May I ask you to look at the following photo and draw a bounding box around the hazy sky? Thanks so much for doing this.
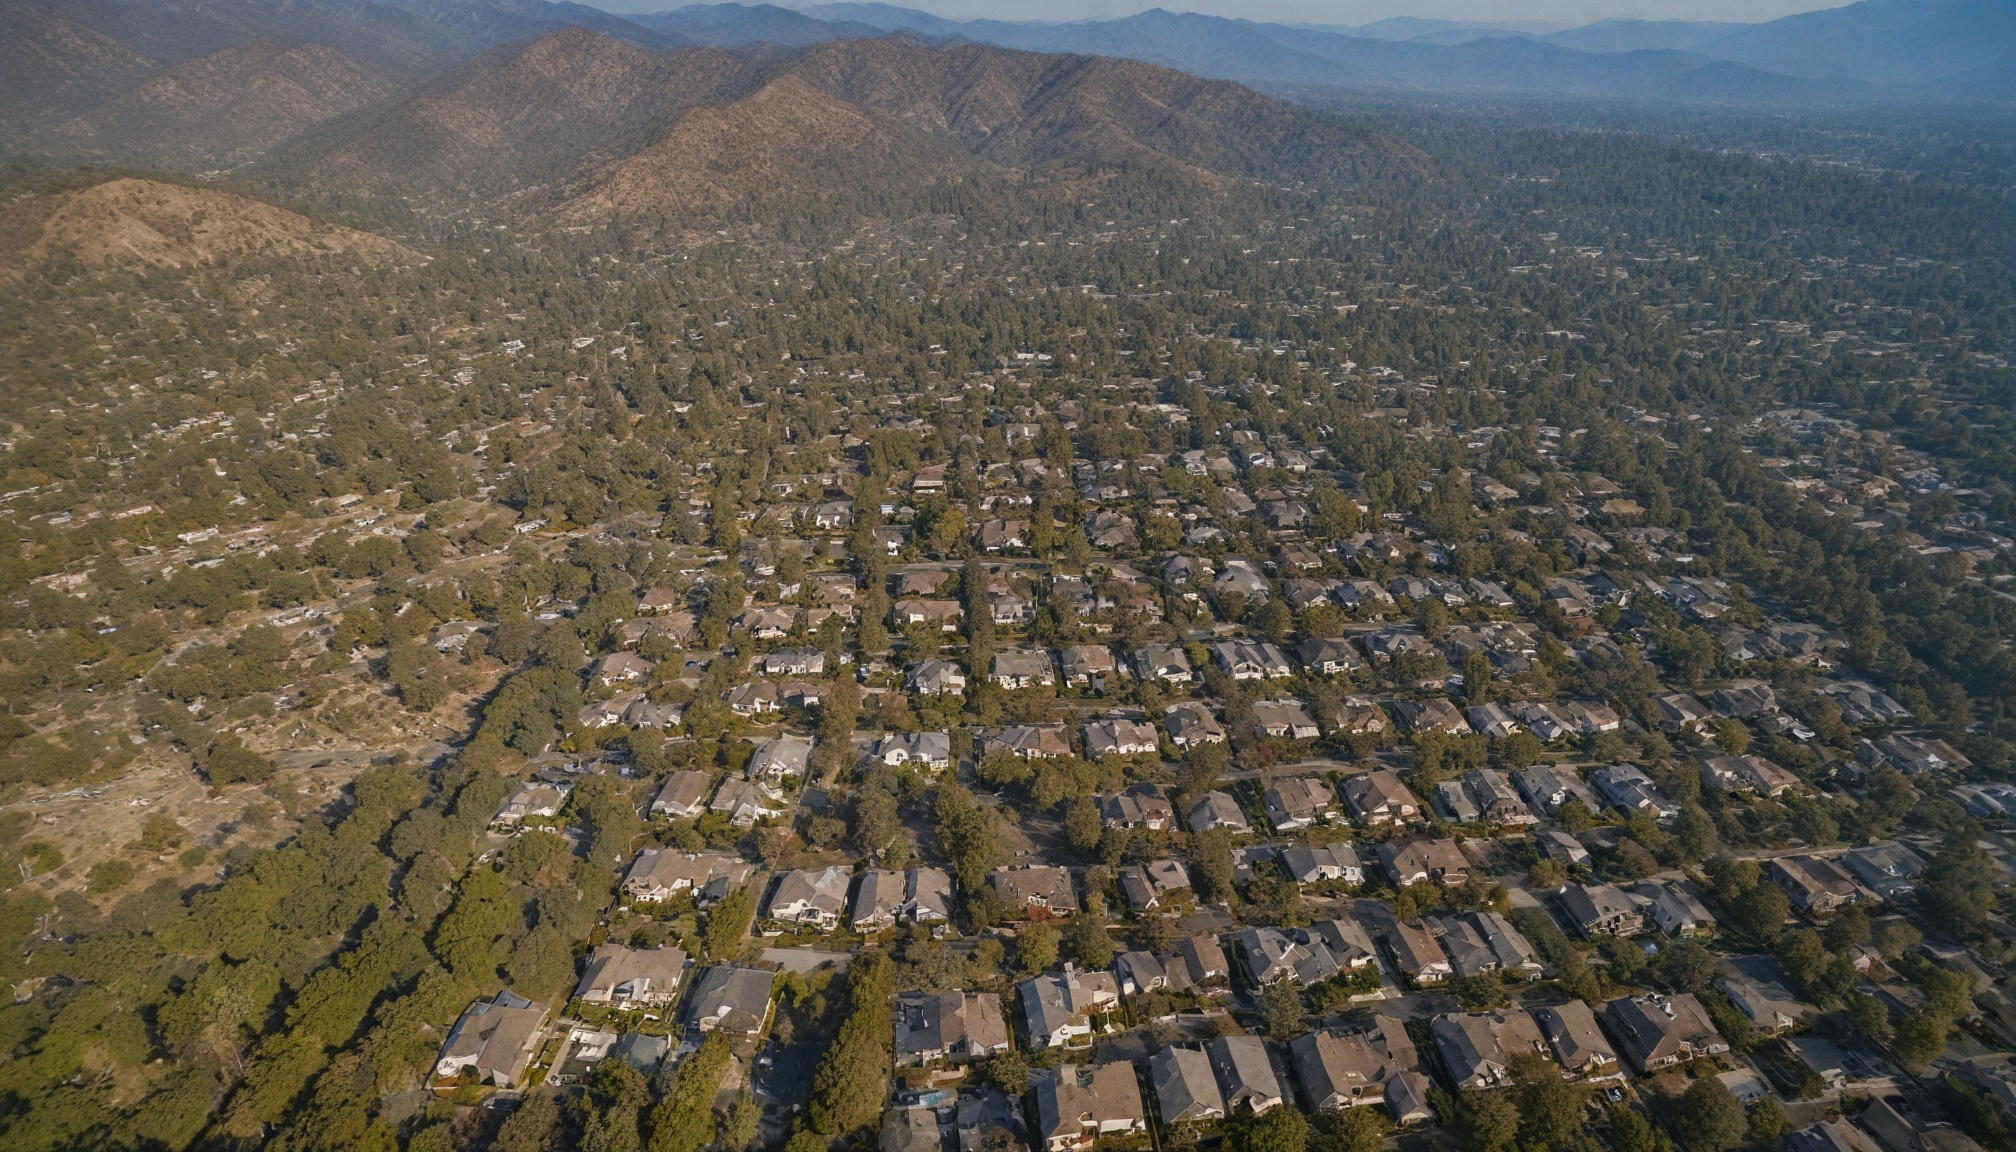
[590,0,1850,26]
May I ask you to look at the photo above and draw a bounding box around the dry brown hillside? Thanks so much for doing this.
[51,40,396,164]
[0,177,416,270]
[561,73,982,221]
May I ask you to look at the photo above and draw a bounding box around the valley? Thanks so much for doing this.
[0,4,2012,1152]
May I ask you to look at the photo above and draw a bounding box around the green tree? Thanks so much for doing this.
[1654,938,1716,993]
[720,1088,761,1151]
[1893,1011,1948,1071]
[1190,827,1236,904]
[1747,1098,1791,1147]
[1511,1052,1588,1149]
[1066,916,1114,970]
[935,785,1006,894]
[806,952,895,1136]
[1609,1105,1675,1152]
[578,1058,651,1152]
[1845,991,1894,1044]
[1017,922,1058,973]
[1457,1089,1519,1152]
[1731,883,1788,946]
[1065,795,1102,856]
[1261,979,1305,1038]
[1228,1103,1309,1152]
[649,1032,731,1152]
[704,888,756,961]
[1670,1077,1745,1152]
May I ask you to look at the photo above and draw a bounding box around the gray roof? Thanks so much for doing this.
[1228,926,1341,986]
[1207,1034,1284,1113]
[1150,1046,1225,1124]
[1186,790,1251,833]
[687,966,774,1033]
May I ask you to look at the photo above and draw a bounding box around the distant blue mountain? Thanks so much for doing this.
[620,0,2016,106]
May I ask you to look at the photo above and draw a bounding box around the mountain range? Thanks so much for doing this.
[764,0,2016,102]
[0,0,2009,245]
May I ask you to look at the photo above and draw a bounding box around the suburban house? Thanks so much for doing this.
[1651,691,1714,732]
[1058,645,1119,689]
[1117,859,1192,911]
[1116,936,1232,997]
[1634,875,1717,936]
[1150,1046,1226,1126]
[621,850,755,905]
[725,682,781,716]
[1538,829,1592,867]
[1264,777,1338,830]
[991,724,1073,759]
[1384,919,1453,985]
[1460,768,1538,825]
[1392,698,1469,735]
[1856,734,1970,775]
[435,991,547,1086]
[763,866,852,930]
[1034,1062,1147,1152]
[1531,1001,1620,1081]
[1207,639,1294,680]
[1185,790,1252,834]
[1699,753,1801,797]
[894,990,1011,1065]
[1841,841,1928,900]
[573,944,687,1007]
[909,659,968,696]
[850,867,954,931]
[1164,702,1227,748]
[1591,763,1680,820]
[1602,993,1729,1072]
[893,599,963,631]
[1228,926,1342,987]
[874,731,953,773]
[1084,718,1160,759]
[1132,644,1195,684]
[1432,1010,1553,1090]
[990,865,1078,915]
[491,780,573,830]
[1101,783,1174,829]
[648,770,712,818]
[1281,844,1364,886]
[1297,637,1365,676]
[1424,911,1543,979]
[1323,695,1390,735]
[1019,965,1121,1049]
[1377,839,1470,888]
[1310,918,1380,971]
[989,649,1056,690]
[1467,702,1522,739]
[1513,763,1598,817]
[710,778,788,828]
[1717,956,1813,1036]
[687,965,776,1034]
[761,647,825,676]
[1289,1017,1421,1112]
[594,652,656,686]
[1342,770,1421,826]
[1557,882,1646,938]
[747,735,813,785]
[1197,1035,1281,1117]
[1252,699,1321,741]
[1768,855,1861,914]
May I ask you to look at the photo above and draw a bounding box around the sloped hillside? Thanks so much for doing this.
[560,72,981,221]
[1,177,416,270]
[282,27,754,197]
[51,40,397,164]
